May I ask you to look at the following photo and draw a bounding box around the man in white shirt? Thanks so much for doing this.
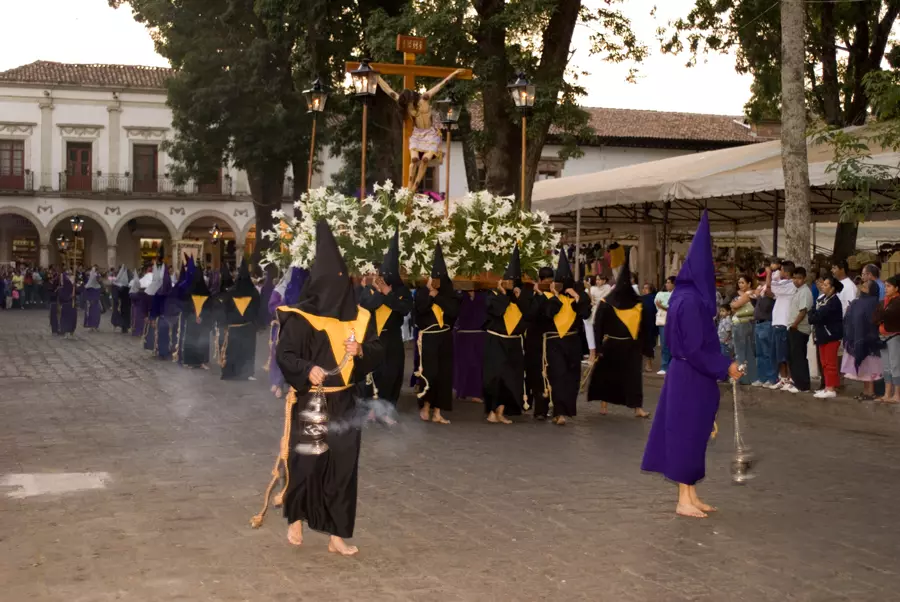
[654,276,675,375]
[784,266,813,393]
[766,261,797,389]
[831,259,858,315]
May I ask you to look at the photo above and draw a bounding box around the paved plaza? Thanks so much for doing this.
[1,310,899,602]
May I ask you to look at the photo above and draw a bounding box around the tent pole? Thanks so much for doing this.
[733,221,738,289]
[772,192,780,257]
[575,206,582,281]
[659,201,670,289]
[811,221,816,263]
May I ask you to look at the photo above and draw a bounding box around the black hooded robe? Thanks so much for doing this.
[358,285,413,404]
[276,307,384,537]
[178,271,213,367]
[220,264,260,380]
[414,285,460,412]
[544,289,591,418]
[482,288,533,416]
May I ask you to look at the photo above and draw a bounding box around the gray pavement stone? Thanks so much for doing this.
[1,310,899,602]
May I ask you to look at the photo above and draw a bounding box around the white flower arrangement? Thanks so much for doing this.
[263,185,557,280]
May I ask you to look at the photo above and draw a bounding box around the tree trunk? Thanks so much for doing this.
[780,0,811,268]
[832,222,859,263]
[818,3,841,126]
[457,105,481,193]
[247,164,286,269]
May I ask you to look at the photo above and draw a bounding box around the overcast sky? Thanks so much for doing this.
[0,0,752,116]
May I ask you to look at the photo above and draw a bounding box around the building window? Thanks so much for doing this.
[0,140,25,190]
[133,144,159,193]
[65,142,93,191]
[537,158,564,181]
[198,168,223,195]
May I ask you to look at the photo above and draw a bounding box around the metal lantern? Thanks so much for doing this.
[70,215,84,233]
[209,223,222,244]
[350,59,379,98]
[303,77,328,113]
[508,73,536,110]
[56,235,69,252]
[436,97,461,128]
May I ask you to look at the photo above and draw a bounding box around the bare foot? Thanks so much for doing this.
[676,503,708,518]
[270,385,278,394]
[419,407,431,422]
[201,364,209,371]
[634,409,651,419]
[487,412,499,423]
[248,376,257,381]
[552,416,567,426]
[274,387,283,399]
[328,536,359,556]
[688,489,717,512]
[497,414,512,424]
[598,402,608,416]
[431,412,451,425]
[287,521,303,546]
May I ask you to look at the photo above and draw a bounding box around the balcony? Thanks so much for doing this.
[0,170,34,195]
[57,172,234,198]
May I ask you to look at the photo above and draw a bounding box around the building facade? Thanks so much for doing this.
[0,60,762,269]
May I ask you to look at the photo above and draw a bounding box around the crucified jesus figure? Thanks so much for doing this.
[377,69,464,191]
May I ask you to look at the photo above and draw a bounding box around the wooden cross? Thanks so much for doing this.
[346,35,473,189]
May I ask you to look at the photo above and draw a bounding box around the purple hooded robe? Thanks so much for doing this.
[267,267,307,391]
[58,273,78,335]
[641,211,731,485]
[453,290,488,399]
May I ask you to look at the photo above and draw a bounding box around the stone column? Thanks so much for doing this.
[0,226,9,263]
[39,244,49,268]
[107,103,122,175]
[38,97,54,190]
[637,224,658,290]
[235,245,245,267]
[106,245,117,269]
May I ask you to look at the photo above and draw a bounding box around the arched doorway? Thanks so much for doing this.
[114,215,176,269]
[0,210,43,266]
[49,212,109,270]
[178,214,240,271]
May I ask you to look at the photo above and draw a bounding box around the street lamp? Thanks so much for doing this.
[303,77,329,193]
[436,96,461,218]
[210,223,222,244]
[70,215,84,275]
[56,234,69,269]
[508,73,536,209]
[350,59,379,200]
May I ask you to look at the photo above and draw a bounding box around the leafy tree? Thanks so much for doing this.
[111,0,351,265]
[661,0,900,258]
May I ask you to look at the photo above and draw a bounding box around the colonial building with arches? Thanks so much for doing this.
[0,61,295,268]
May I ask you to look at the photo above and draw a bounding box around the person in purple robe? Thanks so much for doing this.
[82,267,102,330]
[48,268,60,335]
[58,272,78,338]
[453,289,488,402]
[258,270,275,329]
[266,267,307,397]
[641,211,741,518]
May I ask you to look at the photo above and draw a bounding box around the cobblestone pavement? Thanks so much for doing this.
[1,310,899,602]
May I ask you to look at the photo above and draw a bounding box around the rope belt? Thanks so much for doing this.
[414,325,451,399]
[456,329,485,334]
[250,384,352,529]
[541,330,576,407]
[263,319,280,374]
[218,322,254,368]
[487,330,529,410]
[213,323,220,361]
[171,312,182,362]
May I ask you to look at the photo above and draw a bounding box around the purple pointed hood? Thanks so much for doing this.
[157,266,172,296]
[283,267,307,306]
[673,210,717,317]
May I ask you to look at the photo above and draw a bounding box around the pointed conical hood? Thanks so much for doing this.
[554,249,572,284]
[605,247,640,310]
[115,265,129,287]
[157,265,172,296]
[233,261,256,297]
[294,220,358,321]
[430,241,454,294]
[188,261,210,296]
[219,263,234,291]
[379,228,403,287]
[503,244,522,281]
[674,210,717,317]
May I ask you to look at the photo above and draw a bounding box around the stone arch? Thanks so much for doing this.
[112,209,178,242]
[0,206,49,245]
[175,209,243,244]
[46,207,113,243]
[240,216,257,244]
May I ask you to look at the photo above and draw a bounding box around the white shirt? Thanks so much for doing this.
[770,274,797,327]
[584,319,596,351]
[838,277,857,315]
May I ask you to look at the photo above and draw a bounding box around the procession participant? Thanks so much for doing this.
[250,219,384,557]
[58,271,78,339]
[48,268,60,335]
[258,269,275,329]
[142,263,162,349]
[376,69,465,191]
[219,262,260,380]
[82,267,103,331]
[543,251,591,425]
[151,265,176,359]
[588,252,651,418]
[525,266,555,420]
[267,267,307,398]
[641,211,742,518]
[414,242,460,424]
[453,289,487,403]
[129,269,145,337]
[177,259,214,369]
[110,265,123,331]
[483,245,533,424]
[166,261,190,358]
[211,264,234,363]
[358,229,413,405]
[110,265,130,332]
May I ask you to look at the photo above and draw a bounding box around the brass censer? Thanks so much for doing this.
[294,331,356,456]
[730,364,757,484]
